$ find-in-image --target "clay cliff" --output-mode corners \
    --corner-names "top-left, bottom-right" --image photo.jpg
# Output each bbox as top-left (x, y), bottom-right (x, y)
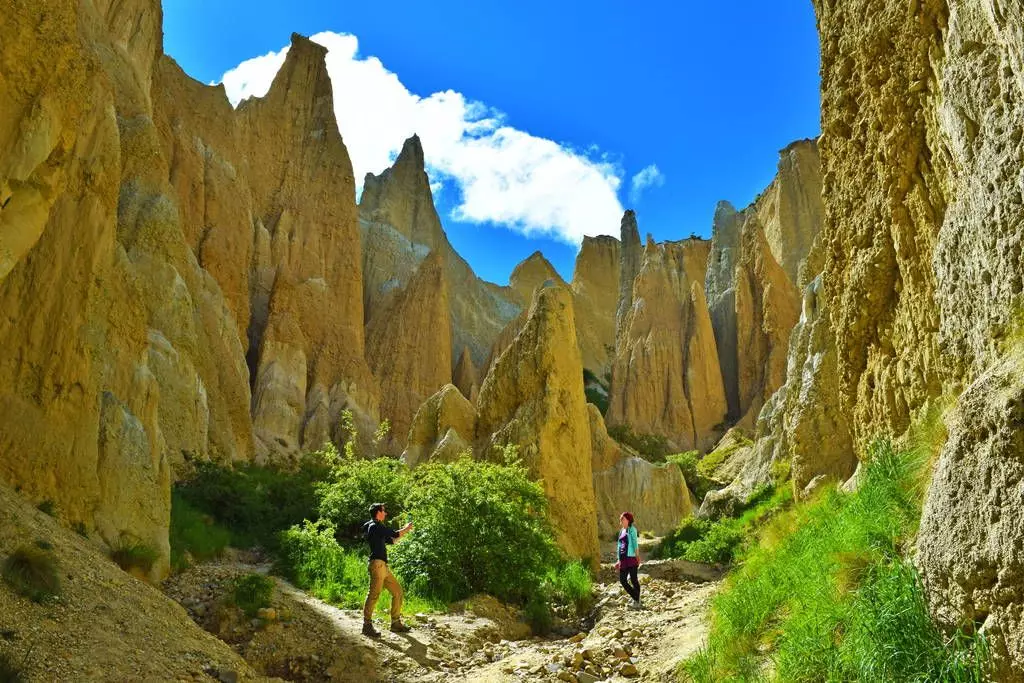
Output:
top-left (608, 235), bottom-right (728, 451)
top-left (359, 135), bottom-right (519, 377)
top-left (474, 285), bottom-right (601, 563)
top-left (572, 235), bottom-right (621, 377)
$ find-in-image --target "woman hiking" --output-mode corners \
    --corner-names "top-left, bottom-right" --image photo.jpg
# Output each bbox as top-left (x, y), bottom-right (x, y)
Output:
top-left (615, 511), bottom-right (642, 609)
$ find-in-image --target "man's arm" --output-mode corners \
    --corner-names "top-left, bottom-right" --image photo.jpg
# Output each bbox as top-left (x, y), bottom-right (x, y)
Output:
top-left (392, 522), bottom-right (414, 543)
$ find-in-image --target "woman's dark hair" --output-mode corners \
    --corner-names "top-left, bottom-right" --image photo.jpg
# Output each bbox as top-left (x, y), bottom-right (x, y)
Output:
top-left (369, 502), bottom-right (387, 517)
top-left (621, 511), bottom-right (635, 526)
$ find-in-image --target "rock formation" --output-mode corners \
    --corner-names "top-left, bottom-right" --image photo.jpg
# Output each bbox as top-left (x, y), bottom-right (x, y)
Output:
top-left (452, 347), bottom-right (480, 404)
top-left (615, 211), bottom-right (643, 345)
top-left (402, 383), bottom-right (476, 468)
top-left (572, 235), bottom-right (621, 377)
top-left (704, 142), bottom-right (820, 428)
top-left (359, 135), bottom-right (519, 372)
top-left (507, 251), bottom-right (566, 308)
top-left (608, 236), bottom-right (728, 451)
top-left (475, 285), bottom-right (600, 563)
top-left (366, 251), bottom-right (452, 451)
top-left (588, 405), bottom-right (691, 539)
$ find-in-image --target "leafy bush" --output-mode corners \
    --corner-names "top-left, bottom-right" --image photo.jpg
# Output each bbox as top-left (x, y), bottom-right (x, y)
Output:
top-left (667, 451), bottom-right (713, 500)
top-left (681, 521), bottom-right (744, 564)
top-left (681, 440), bottom-right (990, 682)
top-left (278, 519), bottom-right (370, 608)
top-left (390, 456), bottom-right (558, 605)
top-left (231, 573), bottom-right (274, 617)
top-left (173, 453), bottom-right (330, 551)
top-left (607, 425), bottom-right (671, 462)
top-left (523, 591), bottom-right (553, 635)
top-left (277, 519), bottom-right (439, 615)
top-left (316, 451), bottom-right (411, 546)
top-left (109, 536), bottom-right (160, 574)
top-left (2, 545), bottom-right (60, 603)
top-left (545, 561), bottom-right (594, 614)
top-left (169, 491), bottom-right (231, 570)
top-left (659, 516), bottom-right (712, 558)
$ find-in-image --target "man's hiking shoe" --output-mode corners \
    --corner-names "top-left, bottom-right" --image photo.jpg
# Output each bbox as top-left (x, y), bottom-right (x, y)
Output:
top-left (362, 622), bottom-right (381, 638)
top-left (390, 621), bottom-right (412, 633)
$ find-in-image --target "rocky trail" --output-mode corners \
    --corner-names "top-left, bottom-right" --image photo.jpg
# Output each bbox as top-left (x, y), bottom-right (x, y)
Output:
top-left (164, 554), bottom-right (723, 683)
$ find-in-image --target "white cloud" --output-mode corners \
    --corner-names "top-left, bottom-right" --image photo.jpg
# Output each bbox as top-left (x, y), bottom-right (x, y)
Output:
top-left (219, 31), bottom-right (624, 244)
top-left (629, 164), bottom-right (665, 203)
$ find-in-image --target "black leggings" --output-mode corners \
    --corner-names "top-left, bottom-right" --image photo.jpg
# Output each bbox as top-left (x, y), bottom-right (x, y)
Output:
top-left (619, 566), bottom-right (640, 601)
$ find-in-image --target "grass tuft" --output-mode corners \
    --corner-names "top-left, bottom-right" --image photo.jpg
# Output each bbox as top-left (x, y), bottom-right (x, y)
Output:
top-left (231, 573), bottom-right (275, 617)
top-left (109, 536), bottom-right (160, 574)
top-left (679, 439), bottom-right (990, 682)
top-left (2, 545), bottom-right (60, 603)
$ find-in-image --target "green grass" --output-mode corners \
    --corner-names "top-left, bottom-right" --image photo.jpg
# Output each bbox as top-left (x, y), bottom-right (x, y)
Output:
top-left (607, 424), bottom-right (671, 462)
top-left (679, 440), bottom-right (990, 682)
top-left (231, 573), bottom-right (275, 617)
top-left (169, 491), bottom-right (232, 570)
top-left (2, 545), bottom-right (60, 603)
top-left (546, 561), bottom-right (594, 614)
top-left (660, 485), bottom-right (792, 564)
top-left (109, 536), bottom-right (160, 574)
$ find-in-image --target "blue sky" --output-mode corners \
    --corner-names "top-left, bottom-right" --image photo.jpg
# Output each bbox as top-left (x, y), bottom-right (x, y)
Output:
top-left (163, 1), bottom-right (821, 284)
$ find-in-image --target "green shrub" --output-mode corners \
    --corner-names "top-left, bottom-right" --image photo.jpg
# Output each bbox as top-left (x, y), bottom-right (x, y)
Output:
top-left (231, 573), bottom-right (274, 617)
top-left (109, 536), bottom-right (160, 574)
top-left (681, 439), bottom-right (990, 682)
top-left (278, 519), bottom-right (370, 608)
top-left (2, 545), bottom-right (60, 603)
top-left (174, 453), bottom-right (330, 551)
top-left (277, 519), bottom-right (440, 615)
top-left (316, 452), bottom-right (411, 546)
top-left (545, 561), bottom-right (594, 614)
top-left (169, 491), bottom-right (231, 570)
top-left (667, 451), bottom-right (713, 500)
top-left (659, 516), bottom-right (711, 558)
top-left (524, 591), bottom-right (553, 635)
top-left (390, 456), bottom-right (558, 605)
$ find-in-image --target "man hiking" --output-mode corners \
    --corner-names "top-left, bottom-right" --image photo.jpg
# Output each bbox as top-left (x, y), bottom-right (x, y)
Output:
top-left (362, 502), bottom-right (414, 638)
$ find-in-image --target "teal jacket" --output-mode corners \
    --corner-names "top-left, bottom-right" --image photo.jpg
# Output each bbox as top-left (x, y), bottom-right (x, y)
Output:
top-left (619, 525), bottom-right (638, 558)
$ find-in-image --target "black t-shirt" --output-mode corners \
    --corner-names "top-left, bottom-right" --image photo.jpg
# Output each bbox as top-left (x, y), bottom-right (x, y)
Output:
top-left (363, 519), bottom-right (399, 562)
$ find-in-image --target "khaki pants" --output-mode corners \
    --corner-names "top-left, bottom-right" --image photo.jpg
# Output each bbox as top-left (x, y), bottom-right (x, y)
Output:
top-left (363, 559), bottom-right (403, 623)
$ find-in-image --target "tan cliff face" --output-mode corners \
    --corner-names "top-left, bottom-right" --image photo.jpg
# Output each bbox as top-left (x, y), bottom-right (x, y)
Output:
top-left (572, 235), bottom-right (621, 377)
top-left (608, 236), bottom-right (728, 451)
top-left (359, 135), bottom-right (519, 376)
top-left (704, 143), bottom-right (821, 428)
top-left (366, 251), bottom-right (452, 451)
top-left (474, 285), bottom-right (600, 564)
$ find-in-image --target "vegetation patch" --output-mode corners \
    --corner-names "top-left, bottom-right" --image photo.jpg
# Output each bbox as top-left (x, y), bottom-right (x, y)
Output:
top-left (659, 484), bottom-right (791, 564)
top-left (667, 451), bottom-right (714, 500)
top-left (231, 573), bottom-right (275, 617)
top-left (2, 545), bottom-right (60, 603)
top-left (679, 440), bottom-right (990, 682)
top-left (607, 424), bottom-right (671, 462)
top-left (109, 536), bottom-right (160, 574)
top-left (169, 492), bottom-right (232, 570)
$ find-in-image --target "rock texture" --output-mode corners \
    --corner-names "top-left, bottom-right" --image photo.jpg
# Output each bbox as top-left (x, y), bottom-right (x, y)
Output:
top-left (453, 347), bottom-right (480, 404)
top-left (608, 237), bottom-right (727, 451)
top-left (359, 135), bottom-right (519, 372)
top-left (704, 143), bottom-right (820, 428)
top-left (366, 251), bottom-right (452, 451)
top-left (588, 405), bottom-right (691, 540)
top-left (402, 383), bottom-right (476, 468)
top-left (918, 352), bottom-right (1024, 680)
top-left (572, 235), bottom-right (621, 376)
top-left (475, 285), bottom-right (600, 563)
